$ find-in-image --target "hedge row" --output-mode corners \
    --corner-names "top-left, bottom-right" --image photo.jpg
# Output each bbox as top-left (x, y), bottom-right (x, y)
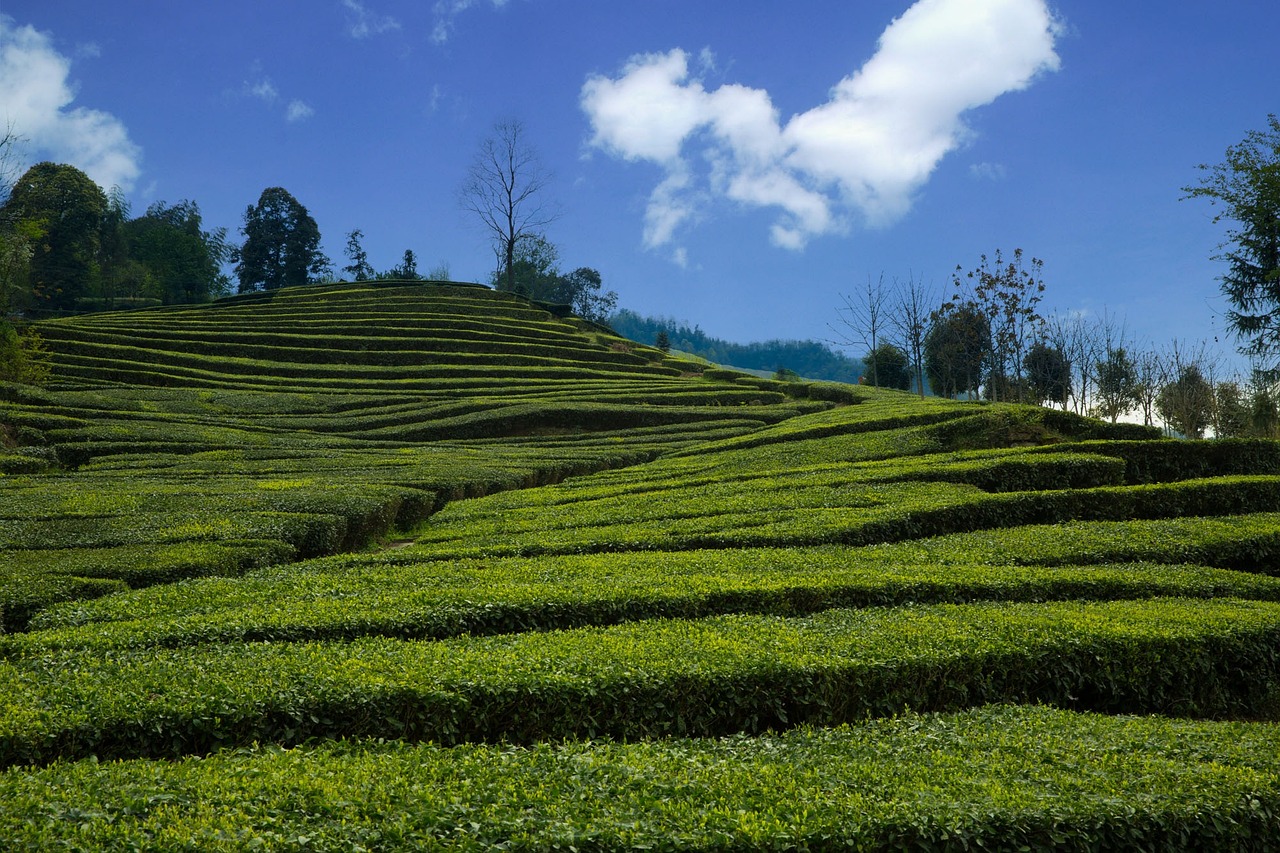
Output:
top-left (408, 474), bottom-right (1280, 559)
top-left (1033, 437), bottom-right (1280, 484)
top-left (2, 706), bottom-right (1277, 851)
top-left (41, 326), bottom-right (659, 369)
top-left (15, 551), bottom-right (1280, 652)
top-left (48, 338), bottom-right (681, 381)
top-left (2, 598), bottom-right (1278, 766)
top-left (863, 513), bottom-right (1280, 574)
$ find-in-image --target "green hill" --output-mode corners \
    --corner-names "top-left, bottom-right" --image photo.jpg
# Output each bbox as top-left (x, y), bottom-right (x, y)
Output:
top-left (3, 281), bottom-right (1280, 849)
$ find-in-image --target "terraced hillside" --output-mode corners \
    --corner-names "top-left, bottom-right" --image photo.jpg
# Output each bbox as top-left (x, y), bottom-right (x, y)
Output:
top-left (3, 281), bottom-right (1280, 849)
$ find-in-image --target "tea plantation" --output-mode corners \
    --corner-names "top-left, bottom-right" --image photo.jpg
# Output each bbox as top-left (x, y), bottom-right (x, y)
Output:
top-left (3, 281), bottom-right (1280, 850)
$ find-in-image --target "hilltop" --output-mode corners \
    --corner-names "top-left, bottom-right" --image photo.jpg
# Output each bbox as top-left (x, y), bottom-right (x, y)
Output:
top-left (2, 281), bottom-right (1280, 849)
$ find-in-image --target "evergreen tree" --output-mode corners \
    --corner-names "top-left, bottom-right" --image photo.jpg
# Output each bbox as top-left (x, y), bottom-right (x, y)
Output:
top-left (235, 187), bottom-right (329, 292)
top-left (342, 229), bottom-right (374, 281)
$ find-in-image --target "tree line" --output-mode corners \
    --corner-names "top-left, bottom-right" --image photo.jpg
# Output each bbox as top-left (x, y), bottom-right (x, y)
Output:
top-left (609, 309), bottom-right (864, 384)
top-left (830, 114), bottom-right (1280, 439)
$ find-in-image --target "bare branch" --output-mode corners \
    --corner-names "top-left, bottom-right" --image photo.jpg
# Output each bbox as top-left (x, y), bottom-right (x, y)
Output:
top-left (459, 119), bottom-right (559, 291)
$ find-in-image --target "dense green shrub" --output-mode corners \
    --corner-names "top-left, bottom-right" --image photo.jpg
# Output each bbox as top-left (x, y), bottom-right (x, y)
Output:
top-left (2, 706), bottom-right (1278, 851)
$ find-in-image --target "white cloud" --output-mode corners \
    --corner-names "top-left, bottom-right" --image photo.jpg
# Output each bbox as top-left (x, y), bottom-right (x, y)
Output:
top-left (970, 162), bottom-right (1007, 181)
top-left (582, 0), bottom-right (1061, 251)
top-left (0, 15), bottom-right (140, 191)
top-left (431, 0), bottom-right (509, 44)
top-left (342, 0), bottom-right (401, 39)
top-left (286, 100), bottom-right (315, 122)
top-left (247, 78), bottom-right (279, 102)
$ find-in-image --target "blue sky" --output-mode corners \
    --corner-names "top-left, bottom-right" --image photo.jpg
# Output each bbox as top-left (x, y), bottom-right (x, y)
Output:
top-left (2, 1), bottom-right (1278, 369)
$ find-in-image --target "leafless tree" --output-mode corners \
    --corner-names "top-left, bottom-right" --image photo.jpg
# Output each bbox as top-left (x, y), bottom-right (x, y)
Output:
top-left (1133, 346), bottom-right (1166, 428)
top-left (831, 274), bottom-right (889, 386)
top-left (459, 119), bottom-right (558, 292)
top-left (0, 121), bottom-right (26, 212)
top-left (890, 274), bottom-right (937, 398)
top-left (1044, 312), bottom-right (1098, 415)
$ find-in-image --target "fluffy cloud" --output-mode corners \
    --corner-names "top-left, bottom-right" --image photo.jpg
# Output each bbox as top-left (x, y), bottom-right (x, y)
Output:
top-left (582, 0), bottom-right (1061, 251)
top-left (342, 0), bottom-right (401, 39)
top-left (0, 15), bottom-right (141, 191)
top-left (431, 0), bottom-right (509, 44)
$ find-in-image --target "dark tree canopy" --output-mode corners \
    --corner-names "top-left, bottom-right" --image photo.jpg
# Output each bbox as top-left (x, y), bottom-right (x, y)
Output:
top-left (1023, 341), bottom-right (1071, 409)
top-left (863, 342), bottom-right (911, 390)
top-left (1094, 346), bottom-right (1140, 423)
top-left (492, 234), bottom-right (617, 323)
top-left (2, 162), bottom-right (107, 311)
top-left (924, 302), bottom-right (989, 399)
top-left (235, 187), bottom-right (329, 292)
top-left (342, 229), bottom-right (374, 282)
top-left (124, 201), bottom-right (230, 304)
top-left (1157, 364), bottom-right (1215, 439)
top-left (1183, 115), bottom-right (1280, 372)
top-left (609, 310), bottom-right (863, 383)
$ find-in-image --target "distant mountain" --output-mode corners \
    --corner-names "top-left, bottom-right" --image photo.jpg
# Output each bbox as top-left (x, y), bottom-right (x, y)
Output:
top-left (608, 309), bottom-right (864, 384)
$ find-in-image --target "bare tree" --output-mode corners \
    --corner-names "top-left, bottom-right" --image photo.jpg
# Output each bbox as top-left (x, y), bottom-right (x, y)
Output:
top-left (831, 274), bottom-right (889, 386)
top-left (890, 274), bottom-right (937, 398)
top-left (0, 121), bottom-right (24, 207)
top-left (1044, 312), bottom-right (1099, 416)
top-left (1133, 346), bottom-right (1167, 428)
top-left (459, 119), bottom-right (558, 293)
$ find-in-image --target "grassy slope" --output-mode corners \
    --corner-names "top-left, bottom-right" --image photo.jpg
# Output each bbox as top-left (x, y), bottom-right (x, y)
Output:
top-left (2, 281), bottom-right (1280, 850)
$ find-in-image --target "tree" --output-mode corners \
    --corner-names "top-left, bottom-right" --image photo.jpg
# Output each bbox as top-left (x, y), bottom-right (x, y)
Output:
top-left (343, 229), bottom-right (374, 281)
top-left (124, 200), bottom-right (230, 304)
top-left (1157, 363), bottom-right (1215, 438)
top-left (235, 187), bottom-right (329, 292)
top-left (1213, 381), bottom-right (1251, 438)
top-left (1, 162), bottom-right (108, 312)
top-left (491, 233), bottom-right (560, 297)
top-left (655, 330), bottom-right (670, 353)
top-left (863, 342), bottom-right (911, 390)
top-left (832, 275), bottom-right (890, 387)
top-left (0, 319), bottom-right (50, 384)
top-left (946, 249), bottom-right (1046, 401)
top-left (891, 274), bottom-right (936, 398)
top-left (558, 266), bottom-right (617, 324)
top-left (1182, 115), bottom-right (1280, 373)
top-left (460, 119), bottom-right (557, 293)
top-left (924, 302), bottom-right (989, 399)
top-left (491, 235), bottom-right (617, 322)
top-left (393, 249), bottom-right (419, 280)
top-left (1023, 341), bottom-right (1071, 409)
top-left (1132, 348), bottom-right (1166, 428)
top-left (1093, 346), bottom-right (1140, 423)
top-left (1249, 377), bottom-right (1280, 438)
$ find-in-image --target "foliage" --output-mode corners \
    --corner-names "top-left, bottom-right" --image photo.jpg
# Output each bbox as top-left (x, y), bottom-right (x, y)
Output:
top-left (1157, 363), bottom-right (1215, 438)
top-left (1183, 114), bottom-right (1280, 372)
top-left (924, 300), bottom-right (988, 398)
top-left (609, 309), bottom-right (864, 382)
top-left (124, 200), bottom-right (231, 304)
top-left (8, 282), bottom-right (1280, 844)
top-left (492, 234), bottom-right (618, 322)
top-left (234, 187), bottom-right (330, 292)
top-left (1023, 340), bottom-right (1071, 408)
top-left (1094, 346), bottom-right (1140, 422)
top-left (942, 249), bottom-right (1047, 401)
top-left (0, 320), bottom-right (51, 385)
top-left (863, 341), bottom-right (911, 390)
top-left (341, 228), bottom-right (374, 281)
top-left (3, 706), bottom-right (1280, 850)
top-left (1, 162), bottom-right (108, 312)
